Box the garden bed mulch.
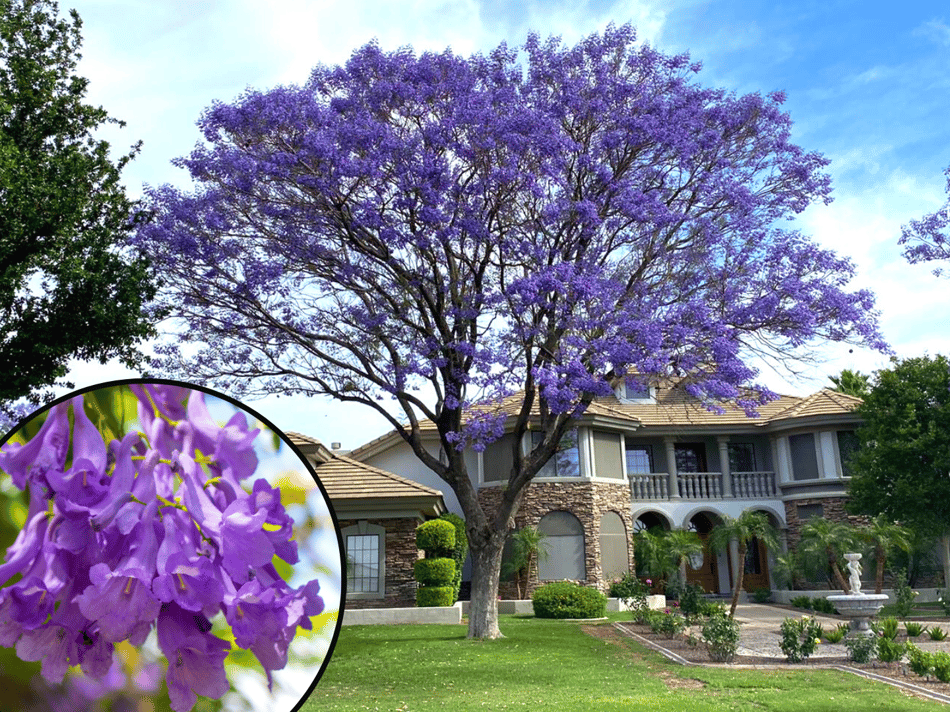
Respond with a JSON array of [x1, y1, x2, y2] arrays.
[[581, 622, 950, 705]]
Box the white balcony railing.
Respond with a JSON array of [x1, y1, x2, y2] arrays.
[[730, 471, 777, 498], [629, 470, 777, 501]]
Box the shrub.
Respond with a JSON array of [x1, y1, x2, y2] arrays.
[[845, 634, 876, 663], [650, 610, 687, 638], [907, 643, 934, 678], [938, 589, 950, 616], [609, 572, 649, 610], [811, 597, 837, 615], [439, 513, 468, 602], [780, 616, 822, 663], [905, 621, 928, 638], [532, 582, 607, 619], [823, 625, 847, 644], [892, 567, 916, 618], [702, 614, 740, 662], [933, 652, 950, 683], [790, 595, 812, 610], [416, 586, 455, 607], [930, 626, 948, 641], [413, 558, 456, 587], [699, 600, 726, 619], [871, 616, 899, 640], [877, 635, 906, 663], [678, 582, 705, 618], [416, 519, 456, 557], [751, 588, 772, 604]]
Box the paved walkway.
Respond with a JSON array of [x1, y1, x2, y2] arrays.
[[724, 603, 950, 659]]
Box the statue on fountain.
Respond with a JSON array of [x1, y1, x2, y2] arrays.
[[846, 553, 862, 595]]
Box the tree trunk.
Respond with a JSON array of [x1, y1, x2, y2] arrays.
[[729, 543, 747, 618], [828, 549, 849, 592], [467, 532, 507, 639], [875, 545, 885, 595], [942, 535, 950, 591]]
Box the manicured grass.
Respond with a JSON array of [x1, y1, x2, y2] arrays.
[[879, 602, 948, 618], [304, 615, 940, 711]]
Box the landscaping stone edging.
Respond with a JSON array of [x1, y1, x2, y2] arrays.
[[614, 623, 950, 706]]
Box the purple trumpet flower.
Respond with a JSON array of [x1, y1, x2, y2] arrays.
[[156, 602, 230, 712]]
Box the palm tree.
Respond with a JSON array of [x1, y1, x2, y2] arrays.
[[798, 519, 856, 593], [828, 369, 871, 398], [659, 529, 705, 588], [858, 515, 913, 594], [501, 526, 548, 599], [709, 510, 780, 617]]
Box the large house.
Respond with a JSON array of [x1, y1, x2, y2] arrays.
[[301, 379, 865, 608]]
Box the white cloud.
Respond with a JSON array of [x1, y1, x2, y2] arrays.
[[914, 17, 950, 46]]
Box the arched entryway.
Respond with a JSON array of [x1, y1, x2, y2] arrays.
[[686, 511, 721, 594], [538, 511, 585, 581], [741, 509, 781, 592]]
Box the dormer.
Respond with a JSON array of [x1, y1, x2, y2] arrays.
[[616, 380, 655, 403]]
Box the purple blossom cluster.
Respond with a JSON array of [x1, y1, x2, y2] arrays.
[[0, 384, 324, 712]]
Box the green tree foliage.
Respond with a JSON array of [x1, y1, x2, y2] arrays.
[[847, 355, 950, 586], [847, 355, 950, 536], [828, 368, 871, 398], [0, 0, 157, 421], [857, 515, 913, 594], [439, 513, 468, 603], [501, 526, 547, 600], [797, 518, 856, 592]]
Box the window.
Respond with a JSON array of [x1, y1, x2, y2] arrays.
[[728, 443, 756, 472], [533, 429, 580, 478], [538, 511, 585, 580], [625, 443, 654, 474], [797, 503, 824, 521], [674, 443, 707, 473], [622, 382, 652, 401], [789, 433, 820, 480], [836, 430, 859, 477], [343, 522, 385, 597], [599, 512, 629, 580]]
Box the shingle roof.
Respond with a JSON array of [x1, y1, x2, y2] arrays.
[[314, 454, 444, 501], [348, 378, 862, 456]]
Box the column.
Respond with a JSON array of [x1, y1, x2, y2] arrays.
[[664, 438, 680, 499], [717, 436, 732, 498]]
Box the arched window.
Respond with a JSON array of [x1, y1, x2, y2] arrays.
[[599, 511, 629, 580], [538, 511, 585, 581]]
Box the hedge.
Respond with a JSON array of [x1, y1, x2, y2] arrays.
[[416, 586, 455, 608], [532, 582, 607, 619]]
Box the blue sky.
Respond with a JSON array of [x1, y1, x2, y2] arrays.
[[60, 0, 950, 449]]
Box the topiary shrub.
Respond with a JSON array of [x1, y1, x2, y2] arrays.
[[416, 519, 456, 557], [439, 513, 468, 602], [413, 558, 456, 587], [415, 519, 457, 607], [416, 586, 456, 608], [532, 582, 607, 619]]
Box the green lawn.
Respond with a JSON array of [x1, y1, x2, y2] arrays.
[[304, 615, 941, 711]]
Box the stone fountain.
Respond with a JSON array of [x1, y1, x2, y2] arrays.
[[827, 553, 888, 636]]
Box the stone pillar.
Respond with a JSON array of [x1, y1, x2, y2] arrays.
[[664, 438, 680, 499], [717, 436, 732, 498]]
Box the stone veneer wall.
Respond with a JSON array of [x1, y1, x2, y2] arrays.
[[479, 480, 634, 599], [339, 517, 421, 609], [783, 497, 867, 548], [783, 497, 944, 590]]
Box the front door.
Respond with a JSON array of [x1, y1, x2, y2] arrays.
[[742, 536, 770, 591], [685, 533, 720, 593]]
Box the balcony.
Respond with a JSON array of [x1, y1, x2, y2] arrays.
[[629, 471, 778, 501]]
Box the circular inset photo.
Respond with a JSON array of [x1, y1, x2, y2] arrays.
[[0, 379, 344, 712]]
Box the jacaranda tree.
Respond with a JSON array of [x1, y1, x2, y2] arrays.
[[900, 164, 950, 276], [134, 25, 886, 639]]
